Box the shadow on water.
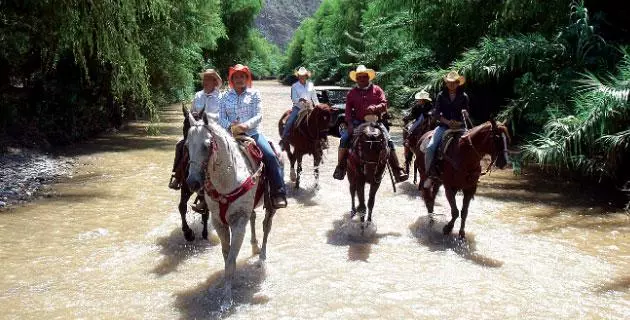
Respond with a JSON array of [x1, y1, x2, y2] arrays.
[[596, 275, 630, 293], [286, 183, 319, 207], [173, 260, 268, 319], [326, 213, 401, 262], [409, 215, 503, 268], [151, 227, 220, 277]]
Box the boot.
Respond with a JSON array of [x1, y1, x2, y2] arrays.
[[191, 194, 207, 213], [333, 148, 348, 180], [168, 174, 181, 190], [388, 150, 409, 183]]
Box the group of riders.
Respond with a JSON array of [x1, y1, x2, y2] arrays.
[[168, 63, 470, 210]]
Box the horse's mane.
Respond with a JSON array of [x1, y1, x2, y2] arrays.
[[464, 121, 509, 140]]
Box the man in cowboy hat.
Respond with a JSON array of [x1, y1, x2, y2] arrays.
[[279, 66, 320, 149], [169, 68, 223, 190], [423, 70, 470, 188], [219, 64, 287, 209], [333, 65, 409, 182]]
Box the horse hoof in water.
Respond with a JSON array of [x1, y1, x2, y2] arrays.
[[219, 296, 233, 313], [183, 228, 195, 242], [290, 169, 297, 182], [252, 244, 261, 255], [459, 230, 466, 239], [443, 223, 454, 235]]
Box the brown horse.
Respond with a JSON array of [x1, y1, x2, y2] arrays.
[[174, 106, 209, 241], [347, 122, 390, 223], [413, 120, 510, 238], [403, 114, 437, 184], [278, 104, 333, 189]]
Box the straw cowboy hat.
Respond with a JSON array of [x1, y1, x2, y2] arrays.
[[228, 64, 253, 88], [414, 90, 432, 101], [444, 70, 466, 86], [349, 65, 376, 82], [199, 69, 223, 88], [294, 67, 312, 78]]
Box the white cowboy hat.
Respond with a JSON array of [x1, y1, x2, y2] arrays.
[[294, 67, 312, 77], [199, 69, 223, 88], [444, 70, 465, 86], [414, 90, 432, 101], [349, 65, 376, 82]]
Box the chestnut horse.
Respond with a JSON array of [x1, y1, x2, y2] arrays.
[[347, 122, 390, 223], [413, 120, 510, 238], [278, 104, 332, 189]]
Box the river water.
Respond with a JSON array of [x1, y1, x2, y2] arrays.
[[1, 81, 628, 319]]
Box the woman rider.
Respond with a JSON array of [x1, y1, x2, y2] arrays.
[[423, 70, 469, 188], [219, 64, 287, 209]]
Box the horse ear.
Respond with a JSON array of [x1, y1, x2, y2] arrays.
[[202, 112, 209, 125], [187, 111, 196, 125], [181, 102, 188, 117]]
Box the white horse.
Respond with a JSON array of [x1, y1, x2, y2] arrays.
[[185, 112, 276, 310]]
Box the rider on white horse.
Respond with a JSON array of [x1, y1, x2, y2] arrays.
[[219, 64, 288, 209], [169, 69, 222, 192]]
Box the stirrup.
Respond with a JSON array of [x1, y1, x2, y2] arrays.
[[271, 194, 287, 209], [333, 165, 346, 180], [168, 174, 181, 190], [191, 199, 207, 213]]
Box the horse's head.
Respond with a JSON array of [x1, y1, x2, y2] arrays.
[[311, 104, 333, 138], [470, 119, 510, 170], [352, 124, 389, 182], [184, 112, 214, 192]]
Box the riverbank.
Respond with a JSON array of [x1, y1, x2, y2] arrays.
[[0, 147, 75, 210]]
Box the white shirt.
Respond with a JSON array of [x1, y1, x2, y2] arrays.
[[192, 89, 221, 114], [291, 81, 319, 108]]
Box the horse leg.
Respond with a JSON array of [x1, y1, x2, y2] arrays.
[[413, 161, 418, 185], [221, 214, 248, 311], [367, 182, 380, 223], [179, 188, 195, 241], [250, 210, 261, 255], [349, 181, 357, 218], [213, 217, 231, 264], [288, 148, 297, 182], [443, 187, 460, 235], [201, 209, 209, 240], [356, 179, 367, 223], [313, 153, 322, 189], [295, 154, 304, 189], [260, 207, 275, 261], [459, 187, 476, 238]]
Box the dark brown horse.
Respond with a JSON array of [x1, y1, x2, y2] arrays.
[[347, 122, 390, 223], [174, 106, 209, 241], [403, 115, 437, 184], [278, 104, 333, 189], [413, 120, 510, 238]]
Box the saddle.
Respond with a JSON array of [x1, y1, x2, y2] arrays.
[[348, 123, 389, 182], [419, 128, 466, 163]]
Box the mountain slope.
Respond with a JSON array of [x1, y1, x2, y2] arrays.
[[255, 0, 322, 49]]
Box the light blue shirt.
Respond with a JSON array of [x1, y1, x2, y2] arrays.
[[219, 88, 262, 136], [192, 89, 221, 115], [291, 81, 319, 108]]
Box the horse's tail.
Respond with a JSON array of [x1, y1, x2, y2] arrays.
[[278, 109, 291, 137]]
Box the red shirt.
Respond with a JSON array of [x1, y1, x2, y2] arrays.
[[345, 84, 388, 131]]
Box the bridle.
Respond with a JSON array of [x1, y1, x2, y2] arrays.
[[465, 120, 508, 176]]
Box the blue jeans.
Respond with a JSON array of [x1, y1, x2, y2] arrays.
[[409, 114, 425, 133], [282, 106, 300, 138], [252, 133, 286, 195], [425, 125, 447, 171]]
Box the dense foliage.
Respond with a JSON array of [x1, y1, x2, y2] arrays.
[[0, 0, 282, 145], [283, 0, 629, 202]]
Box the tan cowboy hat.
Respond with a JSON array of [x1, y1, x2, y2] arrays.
[[349, 65, 376, 82], [199, 69, 223, 88], [444, 70, 465, 86], [414, 90, 432, 101], [294, 67, 312, 78]]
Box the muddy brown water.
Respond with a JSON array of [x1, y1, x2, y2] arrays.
[[1, 81, 628, 319]]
